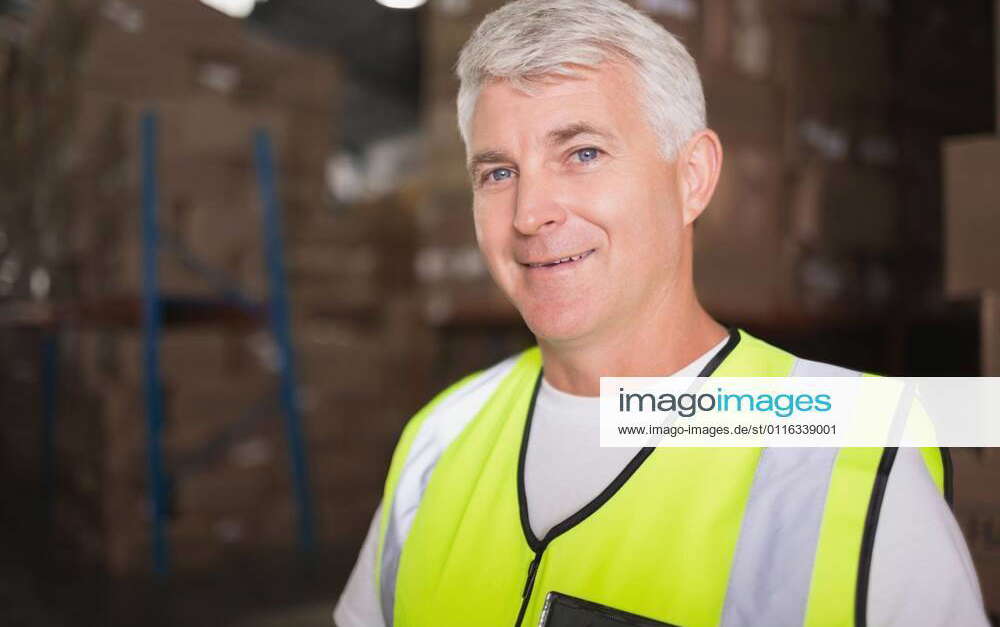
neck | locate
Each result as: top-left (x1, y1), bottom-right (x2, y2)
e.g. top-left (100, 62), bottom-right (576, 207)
top-left (537, 283), bottom-right (727, 397)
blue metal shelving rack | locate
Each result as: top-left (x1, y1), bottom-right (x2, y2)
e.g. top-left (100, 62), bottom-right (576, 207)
top-left (139, 110), bottom-right (316, 575)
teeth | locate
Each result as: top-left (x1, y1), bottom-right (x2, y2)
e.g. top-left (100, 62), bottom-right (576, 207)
top-left (530, 250), bottom-right (591, 267)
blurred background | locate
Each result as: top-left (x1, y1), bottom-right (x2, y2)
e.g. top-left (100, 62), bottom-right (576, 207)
top-left (0, 0), bottom-right (997, 624)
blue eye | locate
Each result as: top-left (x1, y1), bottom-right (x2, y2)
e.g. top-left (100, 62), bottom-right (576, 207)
top-left (488, 168), bottom-right (513, 182)
top-left (575, 147), bottom-right (600, 162)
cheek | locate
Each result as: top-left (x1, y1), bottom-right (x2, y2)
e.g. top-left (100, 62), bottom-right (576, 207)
top-left (473, 203), bottom-right (508, 264)
top-left (472, 197), bottom-right (494, 242)
top-left (472, 209), bottom-right (486, 247)
top-left (609, 188), bottom-right (680, 265)
top-left (583, 176), bottom-right (669, 239)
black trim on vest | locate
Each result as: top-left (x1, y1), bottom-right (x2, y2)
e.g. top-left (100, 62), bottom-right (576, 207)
top-left (516, 370), bottom-right (547, 552)
top-left (939, 447), bottom-right (954, 507)
top-left (512, 327), bottom-right (741, 626)
top-left (855, 446), bottom-right (899, 627)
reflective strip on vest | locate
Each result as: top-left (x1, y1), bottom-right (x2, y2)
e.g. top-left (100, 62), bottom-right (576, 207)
top-left (376, 355), bottom-right (518, 625)
top-left (720, 357), bottom-right (859, 626)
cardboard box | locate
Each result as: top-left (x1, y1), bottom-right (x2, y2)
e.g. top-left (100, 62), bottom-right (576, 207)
top-left (695, 142), bottom-right (792, 318)
top-left (951, 448), bottom-right (1000, 617)
top-left (943, 135), bottom-right (1000, 296)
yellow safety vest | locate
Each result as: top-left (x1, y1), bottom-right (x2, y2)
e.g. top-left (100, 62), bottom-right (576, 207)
top-left (374, 329), bottom-right (951, 627)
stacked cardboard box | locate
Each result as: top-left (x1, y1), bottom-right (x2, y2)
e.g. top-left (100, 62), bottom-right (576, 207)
top-left (696, 0), bottom-right (903, 319)
top-left (66, 0), bottom-right (348, 577)
top-left (952, 449), bottom-right (1000, 618)
top-left (0, 0), bottom-right (430, 588)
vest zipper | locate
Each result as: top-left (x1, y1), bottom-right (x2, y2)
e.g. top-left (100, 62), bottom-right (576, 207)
top-left (514, 550), bottom-right (544, 627)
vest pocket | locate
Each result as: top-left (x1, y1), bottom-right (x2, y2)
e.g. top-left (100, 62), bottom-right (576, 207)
top-left (538, 591), bottom-right (681, 627)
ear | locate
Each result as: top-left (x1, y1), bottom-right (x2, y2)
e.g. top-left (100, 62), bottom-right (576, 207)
top-left (677, 129), bottom-right (723, 227)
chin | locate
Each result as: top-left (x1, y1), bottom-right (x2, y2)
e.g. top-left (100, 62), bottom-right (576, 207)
top-left (518, 299), bottom-right (599, 344)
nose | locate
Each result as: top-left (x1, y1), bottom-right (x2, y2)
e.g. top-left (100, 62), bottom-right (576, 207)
top-left (512, 173), bottom-right (567, 236)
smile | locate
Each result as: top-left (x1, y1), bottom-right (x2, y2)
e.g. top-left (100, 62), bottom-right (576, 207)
top-left (523, 249), bottom-right (596, 268)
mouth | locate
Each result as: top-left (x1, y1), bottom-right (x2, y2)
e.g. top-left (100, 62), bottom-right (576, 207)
top-left (521, 248), bottom-right (596, 269)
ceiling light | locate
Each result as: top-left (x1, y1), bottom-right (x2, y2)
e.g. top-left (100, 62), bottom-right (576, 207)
top-left (375, 0), bottom-right (428, 9)
top-left (198, 0), bottom-right (262, 18)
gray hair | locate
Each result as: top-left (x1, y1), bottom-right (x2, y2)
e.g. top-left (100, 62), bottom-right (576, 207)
top-left (455, 0), bottom-right (706, 160)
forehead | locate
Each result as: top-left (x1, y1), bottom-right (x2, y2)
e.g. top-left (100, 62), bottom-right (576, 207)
top-left (469, 62), bottom-right (647, 149)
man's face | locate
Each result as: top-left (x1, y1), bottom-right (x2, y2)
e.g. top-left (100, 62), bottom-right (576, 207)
top-left (468, 61), bottom-right (687, 344)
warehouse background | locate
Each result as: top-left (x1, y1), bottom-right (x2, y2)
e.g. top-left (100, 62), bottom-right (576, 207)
top-left (0, 0), bottom-right (997, 624)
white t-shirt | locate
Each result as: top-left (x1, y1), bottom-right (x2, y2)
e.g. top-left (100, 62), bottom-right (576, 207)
top-left (522, 337), bottom-right (723, 540)
top-left (334, 342), bottom-right (989, 626)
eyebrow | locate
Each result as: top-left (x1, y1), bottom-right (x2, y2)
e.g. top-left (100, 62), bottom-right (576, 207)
top-left (546, 121), bottom-right (615, 146)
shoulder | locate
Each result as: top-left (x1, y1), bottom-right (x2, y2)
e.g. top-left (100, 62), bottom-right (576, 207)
top-left (789, 356), bottom-right (860, 377)
top-left (734, 329), bottom-right (861, 377)
top-left (376, 349), bottom-right (536, 562)
top-left (433, 351), bottom-right (527, 411)
top-left (389, 348), bottom-right (533, 472)
top-left (409, 349), bottom-right (528, 435)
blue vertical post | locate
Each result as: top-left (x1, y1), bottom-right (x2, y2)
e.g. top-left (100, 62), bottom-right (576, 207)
top-left (252, 129), bottom-right (316, 556)
top-left (140, 110), bottom-right (170, 575)
top-left (40, 332), bottom-right (58, 526)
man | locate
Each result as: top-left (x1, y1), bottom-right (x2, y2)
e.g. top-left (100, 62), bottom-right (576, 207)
top-left (335, 1), bottom-right (989, 625)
